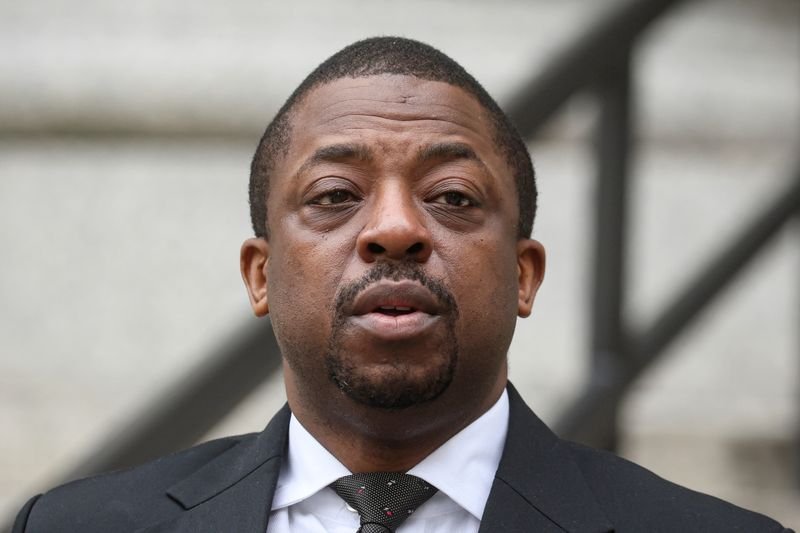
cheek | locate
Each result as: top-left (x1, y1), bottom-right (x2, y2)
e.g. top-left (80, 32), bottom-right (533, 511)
top-left (443, 231), bottom-right (518, 298)
top-left (442, 236), bottom-right (519, 341)
top-left (266, 233), bottom-right (350, 350)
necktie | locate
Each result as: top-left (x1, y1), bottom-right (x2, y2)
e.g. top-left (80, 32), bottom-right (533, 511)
top-left (331, 472), bottom-right (438, 532)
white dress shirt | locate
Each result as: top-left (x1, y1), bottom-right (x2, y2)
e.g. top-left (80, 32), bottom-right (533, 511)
top-left (266, 390), bottom-right (509, 532)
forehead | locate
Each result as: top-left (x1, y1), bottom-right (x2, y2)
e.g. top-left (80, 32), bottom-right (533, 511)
top-left (280, 75), bottom-right (508, 176)
top-left (295, 75), bottom-right (492, 137)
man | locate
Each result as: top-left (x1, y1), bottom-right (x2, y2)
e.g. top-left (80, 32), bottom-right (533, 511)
top-left (14, 37), bottom-right (792, 532)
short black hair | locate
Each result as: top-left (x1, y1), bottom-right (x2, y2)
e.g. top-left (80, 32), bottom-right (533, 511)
top-left (249, 36), bottom-right (536, 238)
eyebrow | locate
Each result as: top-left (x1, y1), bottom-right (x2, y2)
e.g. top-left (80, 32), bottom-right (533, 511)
top-left (416, 142), bottom-right (480, 164)
top-left (296, 143), bottom-right (374, 175)
top-left (416, 142), bottom-right (494, 181)
top-left (294, 141), bottom-right (489, 176)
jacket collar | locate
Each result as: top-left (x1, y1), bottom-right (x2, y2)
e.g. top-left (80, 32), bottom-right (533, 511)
top-left (135, 405), bottom-right (290, 533)
top-left (479, 383), bottom-right (614, 532)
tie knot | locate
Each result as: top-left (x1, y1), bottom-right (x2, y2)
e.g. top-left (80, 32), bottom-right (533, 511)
top-left (331, 472), bottom-right (437, 532)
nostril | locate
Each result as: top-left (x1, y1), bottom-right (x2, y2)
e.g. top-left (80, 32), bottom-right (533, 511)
top-left (367, 242), bottom-right (385, 254)
top-left (407, 242), bottom-right (423, 255)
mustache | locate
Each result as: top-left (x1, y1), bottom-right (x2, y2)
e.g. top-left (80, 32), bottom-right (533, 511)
top-left (333, 262), bottom-right (458, 318)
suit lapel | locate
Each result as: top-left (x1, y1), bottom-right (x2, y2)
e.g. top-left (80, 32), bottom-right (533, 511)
top-left (135, 405), bottom-right (291, 533)
top-left (480, 384), bottom-right (614, 533)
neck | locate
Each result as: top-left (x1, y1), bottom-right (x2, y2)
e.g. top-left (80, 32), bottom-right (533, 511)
top-left (316, 427), bottom-right (449, 473)
top-left (284, 370), bottom-right (506, 472)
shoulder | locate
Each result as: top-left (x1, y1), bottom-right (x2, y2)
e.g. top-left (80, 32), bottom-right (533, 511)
top-left (562, 439), bottom-right (791, 532)
top-left (13, 433), bottom-right (254, 533)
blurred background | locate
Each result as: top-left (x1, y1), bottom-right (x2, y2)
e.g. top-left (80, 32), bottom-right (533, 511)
top-left (1, 0), bottom-right (798, 528)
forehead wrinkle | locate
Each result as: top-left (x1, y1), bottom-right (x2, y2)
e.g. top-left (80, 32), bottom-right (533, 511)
top-left (295, 142), bottom-right (374, 176)
top-left (328, 114), bottom-right (467, 127)
top-left (314, 98), bottom-right (481, 126)
top-left (319, 114), bottom-right (484, 141)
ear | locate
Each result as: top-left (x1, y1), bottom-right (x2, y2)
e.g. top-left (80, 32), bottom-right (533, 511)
top-left (516, 238), bottom-right (545, 318)
top-left (240, 238), bottom-right (270, 317)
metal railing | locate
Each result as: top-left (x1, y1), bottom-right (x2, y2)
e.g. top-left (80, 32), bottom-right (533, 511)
top-left (6, 0), bottom-right (798, 528)
top-left (502, 0), bottom-right (800, 454)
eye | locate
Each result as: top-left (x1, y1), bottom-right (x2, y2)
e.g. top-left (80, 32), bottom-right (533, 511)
top-left (432, 191), bottom-right (475, 208)
top-left (311, 189), bottom-right (357, 205)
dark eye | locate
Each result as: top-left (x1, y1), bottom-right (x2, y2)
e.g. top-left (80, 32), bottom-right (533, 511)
top-left (313, 189), bottom-right (356, 205)
top-left (433, 191), bottom-right (474, 207)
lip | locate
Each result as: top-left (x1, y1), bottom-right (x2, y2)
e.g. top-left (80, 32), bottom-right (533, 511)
top-left (349, 311), bottom-right (441, 341)
top-left (346, 280), bottom-right (443, 341)
top-left (349, 280), bottom-right (442, 317)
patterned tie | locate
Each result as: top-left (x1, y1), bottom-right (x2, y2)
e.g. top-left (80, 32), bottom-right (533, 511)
top-left (331, 472), bottom-right (438, 532)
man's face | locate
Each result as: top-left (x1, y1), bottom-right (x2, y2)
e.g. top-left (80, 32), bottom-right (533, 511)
top-left (242, 74), bottom-right (544, 431)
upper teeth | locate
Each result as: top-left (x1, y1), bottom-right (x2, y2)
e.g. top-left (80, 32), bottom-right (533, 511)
top-left (379, 306), bottom-right (412, 311)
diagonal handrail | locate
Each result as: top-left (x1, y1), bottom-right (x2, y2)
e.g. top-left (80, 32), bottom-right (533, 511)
top-left (504, 0), bottom-right (686, 139)
top-left (65, 320), bottom-right (283, 481)
top-left (555, 166), bottom-right (800, 443)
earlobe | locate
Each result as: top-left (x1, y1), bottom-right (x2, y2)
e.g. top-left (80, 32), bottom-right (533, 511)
top-left (240, 238), bottom-right (270, 317)
top-left (516, 239), bottom-right (545, 318)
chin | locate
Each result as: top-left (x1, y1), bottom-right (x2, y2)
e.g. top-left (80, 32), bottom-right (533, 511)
top-left (326, 356), bottom-right (456, 410)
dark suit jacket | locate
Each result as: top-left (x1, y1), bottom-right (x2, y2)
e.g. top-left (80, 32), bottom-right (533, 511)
top-left (13, 385), bottom-right (793, 532)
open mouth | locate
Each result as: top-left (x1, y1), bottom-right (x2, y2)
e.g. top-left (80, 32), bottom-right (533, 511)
top-left (346, 280), bottom-right (443, 340)
top-left (349, 280), bottom-right (441, 318)
top-left (374, 305), bottom-right (417, 317)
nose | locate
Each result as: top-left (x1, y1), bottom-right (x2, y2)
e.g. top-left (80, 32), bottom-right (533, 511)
top-left (356, 185), bottom-right (433, 263)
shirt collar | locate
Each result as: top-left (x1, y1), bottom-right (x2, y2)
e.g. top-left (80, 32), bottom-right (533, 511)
top-left (407, 389), bottom-right (508, 519)
top-left (271, 414), bottom-right (351, 509)
top-left (271, 389), bottom-right (509, 521)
